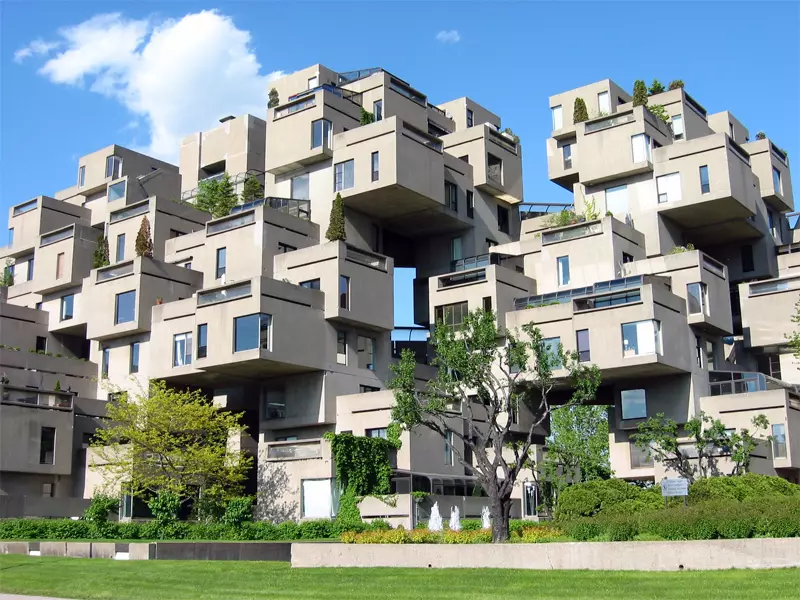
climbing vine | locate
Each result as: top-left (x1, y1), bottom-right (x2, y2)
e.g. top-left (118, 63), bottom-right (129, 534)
top-left (324, 431), bottom-right (401, 496)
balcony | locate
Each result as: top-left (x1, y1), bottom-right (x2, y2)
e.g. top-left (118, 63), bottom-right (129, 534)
top-left (742, 138), bottom-right (793, 212)
top-left (1, 385), bottom-right (74, 410)
top-left (34, 224), bottom-right (97, 295)
top-left (180, 170), bottom-right (266, 203)
top-left (739, 273), bottom-right (800, 349)
top-left (0, 345), bottom-right (97, 399)
top-left (264, 438), bottom-right (325, 460)
top-left (5, 196), bottom-right (90, 257)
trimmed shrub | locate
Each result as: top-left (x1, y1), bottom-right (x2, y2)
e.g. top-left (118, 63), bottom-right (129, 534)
top-left (276, 520), bottom-right (300, 540)
top-left (460, 519), bottom-right (482, 531)
top-left (555, 478), bottom-right (660, 520)
top-left (573, 98), bottom-right (589, 123)
top-left (299, 519), bottom-right (334, 540)
top-left (689, 473), bottom-right (800, 503)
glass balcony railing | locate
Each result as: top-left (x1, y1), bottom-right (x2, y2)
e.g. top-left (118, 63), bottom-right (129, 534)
top-left (266, 440), bottom-right (322, 460)
top-left (338, 67), bottom-right (383, 85)
top-left (515, 275), bottom-right (644, 311)
top-left (109, 200), bottom-right (150, 223)
top-left (542, 221), bottom-right (602, 245)
top-left (197, 282), bottom-right (252, 307)
top-left (1, 387), bottom-right (73, 409)
top-left (451, 253), bottom-right (500, 272)
top-left (97, 261), bottom-right (134, 282)
top-left (346, 246), bottom-right (387, 271)
top-left (584, 112), bottom-right (636, 133)
top-left (40, 226), bottom-right (75, 247)
top-left (708, 371), bottom-right (767, 396)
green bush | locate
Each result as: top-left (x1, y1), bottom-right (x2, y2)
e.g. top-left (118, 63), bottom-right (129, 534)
top-left (276, 520), bottom-right (300, 540)
top-left (689, 473), bottom-right (800, 503)
top-left (299, 519), bottom-right (334, 540)
top-left (556, 479), bottom-right (660, 520)
top-left (222, 496), bottom-right (253, 527)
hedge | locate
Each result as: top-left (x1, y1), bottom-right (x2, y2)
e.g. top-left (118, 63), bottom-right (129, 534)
top-left (341, 524), bottom-right (565, 544)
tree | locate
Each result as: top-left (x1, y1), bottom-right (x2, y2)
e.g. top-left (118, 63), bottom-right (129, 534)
top-left (632, 411), bottom-right (770, 483)
top-left (543, 404), bottom-right (610, 485)
top-left (93, 235), bottom-right (109, 269)
top-left (390, 309), bottom-right (600, 542)
top-left (268, 88), bottom-right (280, 109)
top-left (195, 173), bottom-right (238, 219)
top-left (326, 193), bottom-right (346, 241)
top-left (648, 79), bottom-right (665, 96)
top-left (502, 128), bottom-right (520, 144)
top-left (241, 175), bottom-right (264, 203)
top-left (632, 80), bottom-right (648, 107)
top-left (90, 380), bottom-right (253, 510)
top-left (135, 215), bottom-right (154, 258)
top-left (788, 299), bottom-right (800, 358)
top-left (360, 108), bottom-right (375, 125)
top-left (756, 131), bottom-right (767, 140)
top-left (648, 104), bottom-right (670, 123)
top-left (573, 98), bottom-right (589, 123)
top-left (668, 79), bottom-right (685, 90)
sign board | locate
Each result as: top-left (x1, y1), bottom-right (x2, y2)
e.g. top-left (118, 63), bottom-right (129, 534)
top-left (661, 478), bottom-right (689, 497)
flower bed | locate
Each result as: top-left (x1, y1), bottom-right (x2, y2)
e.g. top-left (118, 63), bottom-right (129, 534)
top-left (341, 524), bottom-right (565, 544)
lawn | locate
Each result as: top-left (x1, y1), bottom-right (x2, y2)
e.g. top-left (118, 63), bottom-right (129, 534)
top-left (0, 556), bottom-right (798, 600)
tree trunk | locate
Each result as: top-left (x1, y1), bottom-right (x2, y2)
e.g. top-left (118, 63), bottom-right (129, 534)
top-left (490, 493), bottom-right (512, 543)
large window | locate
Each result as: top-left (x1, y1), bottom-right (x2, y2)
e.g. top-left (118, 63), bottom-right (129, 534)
top-left (108, 181), bottom-right (126, 202)
top-left (622, 320), bottom-right (660, 357)
top-left (234, 313), bottom-right (272, 352)
top-left (197, 324), bottom-right (208, 358)
top-left (557, 256), bottom-right (570, 286)
top-left (291, 173), bottom-right (310, 200)
top-left (173, 332), bottom-right (193, 367)
top-left (445, 181), bottom-right (458, 211)
top-left (371, 151), bottom-right (379, 182)
top-left (466, 109), bottom-right (474, 128)
top-left (116, 234), bottom-right (126, 262)
top-left (772, 424), bottom-right (787, 459)
top-left (339, 275), bottom-right (350, 309)
top-left (497, 205), bottom-right (510, 234)
top-left (686, 282), bottom-right (708, 315)
top-left (105, 155), bottom-right (122, 179)
top-left (631, 133), bottom-right (652, 163)
top-left (435, 301), bottom-right (468, 330)
top-left (336, 330), bottom-right (347, 365)
top-left (466, 191), bottom-right (474, 218)
top-left (563, 143), bottom-right (572, 169)
top-left (334, 160), bottom-right (354, 191)
top-left (215, 247), bottom-right (226, 279)
top-left (621, 389), bottom-right (647, 420)
top-left (699, 165), bottom-right (710, 194)
top-left (56, 252), bottom-right (65, 279)
top-left (357, 336), bottom-right (376, 370)
top-left (366, 427), bottom-right (387, 438)
top-left (445, 431), bottom-right (454, 466)
top-left (576, 329), bottom-right (590, 362)
top-left (672, 114), bottom-right (684, 140)
top-left (605, 184), bottom-right (629, 216)
top-left (656, 172), bottom-right (682, 203)
top-left (598, 91), bottom-right (610, 114)
top-left (544, 337), bottom-right (562, 369)
top-left (373, 100), bottom-right (383, 122)
top-left (36, 336), bottom-right (47, 353)
top-left (757, 354), bottom-right (782, 380)
top-left (311, 119), bottom-right (332, 149)
top-left (39, 427), bottom-right (56, 465)
top-left (114, 291), bottom-right (136, 324)
top-left (129, 342), bottom-right (139, 374)
top-left (772, 167), bottom-right (782, 194)
top-left (551, 105), bottom-right (563, 130)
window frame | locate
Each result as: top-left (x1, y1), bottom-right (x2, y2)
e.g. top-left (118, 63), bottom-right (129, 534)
top-left (563, 143), bottom-right (572, 169)
top-left (56, 252), bottom-right (65, 279)
top-left (557, 255), bottom-right (570, 287)
top-left (621, 389), bottom-right (647, 420)
top-left (129, 341), bottom-right (140, 374)
top-left (60, 294), bottom-right (74, 321)
top-left (334, 160), bottom-right (354, 192)
top-left (497, 205), bottom-right (510, 234)
top-left (551, 105), bottom-right (563, 130)
top-left (215, 247), bottom-right (227, 279)
top-left (116, 233), bottom-right (126, 263)
top-left (466, 108), bottom-right (474, 128)
top-left (78, 165), bottom-right (86, 188)
top-left (445, 181), bottom-right (458, 212)
top-left (311, 118), bottom-right (332, 150)
top-left (357, 335), bottom-right (376, 370)
top-left (114, 290), bottom-right (136, 325)
top-left (339, 275), bottom-right (350, 310)
top-left (173, 332), bottom-right (193, 367)
top-left (686, 282), bottom-right (708, 316)
top-left (466, 190), bottom-right (474, 218)
top-left (373, 99), bottom-right (383, 122)
top-left (336, 330), bottom-right (347, 365)
top-left (371, 151), bottom-right (379, 182)
top-left (39, 426), bottom-right (56, 465)
top-left (105, 155), bottom-right (122, 179)
top-left (621, 320), bottom-right (661, 357)
top-left (233, 313), bottom-right (272, 353)
top-left (672, 114), bottom-right (684, 140)
top-left (699, 165), bottom-right (710, 194)
top-left (576, 329), bottom-right (590, 362)
top-left (101, 346), bottom-right (110, 378)
top-left (197, 323), bottom-right (208, 359)
top-left (291, 173), bottom-right (310, 200)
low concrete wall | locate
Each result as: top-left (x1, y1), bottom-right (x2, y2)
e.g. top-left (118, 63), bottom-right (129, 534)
top-left (0, 542), bottom-right (29, 555)
top-left (291, 538), bottom-right (800, 571)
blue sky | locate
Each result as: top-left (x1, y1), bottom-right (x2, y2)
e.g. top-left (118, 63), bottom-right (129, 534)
top-left (2, 1), bottom-right (798, 328)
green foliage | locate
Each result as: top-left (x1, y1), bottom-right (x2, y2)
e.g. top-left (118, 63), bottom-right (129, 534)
top-left (324, 432), bottom-right (399, 496)
top-left (583, 197), bottom-right (599, 221)
top-left (1, 259), bottom-right (13, 287)
top-left (632, 80), bottom-right (648, 107)
top-left (92, 235), bottom-right (110, 269)
top-left (83, 494), bottom-right (119, 526)
top-left (573, 98), bottom-right (589, 124)
top-left (195, 173), bottom-right (238, 218)
top-left (668, 243), bottom-right (696, 254)
top-left (756, 131), bottom-right (767, 140)
top-left (788, 299), bottom-right (800, 359)
top-left (543, 405), bottom-right (610, 493)
top-left (555, 478), bottom-right (661, 520)
top-left (267, 88), bottom-right (280, 109)
top-left (325, 193), bottom-right (346, 241)
top-left (648, 104), bottom-right (670, 123)
top-left (148, 491), bottom-right (181, 526)
top-left (689, 472), bottom-right (800, 503)
top-left (333, 487), bottom-right (362, 531)
top-left (545, 209), bottom-right (582, 228)
top-left (135, 215), bottom-right (154, 258)
top-left (648, 79), bottom-right (665, 96)
top-left (240, 175), bottom-right (264, 203)
top-left (668, 79), bottom-right (685, 90)
top-left (221, 496), bottom-right (253, 527)
top-left (360, 108), bottom-right (375, 125)
top-left (54, 380), bottom-right (61, 392)
top-left (502, 128), bottom-right (520, 143)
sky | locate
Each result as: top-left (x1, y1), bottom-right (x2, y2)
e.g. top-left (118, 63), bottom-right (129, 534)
top-left (1, 1), bottom-right (798, 329)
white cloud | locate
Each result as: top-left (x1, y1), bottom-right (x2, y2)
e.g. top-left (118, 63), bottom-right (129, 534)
top-left (20, 10), bottom-right (282, 161)
top-left (435, 30), bottom-right (461, 44)
top-left (14, 38), bottom-right (60, 62)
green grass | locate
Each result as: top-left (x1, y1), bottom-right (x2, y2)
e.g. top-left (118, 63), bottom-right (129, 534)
top-left (0, 555), bottom-right (797, 600)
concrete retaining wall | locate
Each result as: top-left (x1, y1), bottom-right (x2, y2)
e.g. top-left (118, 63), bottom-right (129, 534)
top-left (290, 538), bottom-right (800, 571)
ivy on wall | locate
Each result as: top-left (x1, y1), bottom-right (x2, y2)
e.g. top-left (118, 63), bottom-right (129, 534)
top-left (324, 431), bottom-right (401, 496)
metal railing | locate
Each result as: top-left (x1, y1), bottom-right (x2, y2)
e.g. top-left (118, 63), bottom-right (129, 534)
top-left (519, 202), bottom-right (574, 221)
top-left (438, 268), bottom-right (487, 288)
top-left (515, 275), bottom-right (644, 311)
top-left (451, 253), bottom-right (499, 272)
top-left (708, 371), bottom-right (767, 396)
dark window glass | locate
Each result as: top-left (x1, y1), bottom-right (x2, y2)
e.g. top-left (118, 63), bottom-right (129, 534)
top-left (576, 329), bottom-right (590, 362)
top-left (699, 165), bottom-right (710, 194)
top-left (35, 336), bottom-right (47, 353)
top-left (466, 191), bottom-right (474, 218)
top-left (130, 342), bottom-right (139, 373)
top-left (445, 182), bottom-right (458, 211)
top-left (234, 314), bottom-right (272, 352)
top-left (101, 347), bottom-right (110, 377)
top-left (339, 275), bottom-right (349, 309)
top-left (115, 291), bottom-right (136, 324)
top-left (741, 245), bottom-right (754, 273)
top-left (197, 324), bottom-right (208, 358)
top-left (216, 247), bottom-right (227, 279)
top-left (300, 279), bottom-right (321, 290)
top-left (40, 427), bottom-right (56, 464)
top-left (482, 296), bottom-right (492, 312)
top-left (497, 205), bottom-right (510, 234)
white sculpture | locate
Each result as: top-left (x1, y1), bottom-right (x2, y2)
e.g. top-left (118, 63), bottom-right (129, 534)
top-left (449, 506), bottom-right (461, 531)
top-left (481, 506), bottom-right (491, 529)
top-left (428, 501), bottom-right (443, 531)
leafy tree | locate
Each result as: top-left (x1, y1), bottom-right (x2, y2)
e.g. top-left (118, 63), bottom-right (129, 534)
top-left (135, 215), bottom-right (154, 258)
top-left (632, 411), bottom-right (770, 483)
top-left (544, 404), bottom-right (610, 484)
top-left (390, 309), bottom-right (600, 542)
top-left (573, 98), bottom-right (589, 123)
top-left (648, 79), bottom-right (665, 96)
top-left (196, 173), bottom-right (238, 219)
top-left (1, 258), bottom-right (14, 287)
top-left (788, 299), bottom-right (800, 358)
top-left (93, 235), bottom-right (110, 269)
top-left (756, 131), bottom-right (767, 140)
top-left (668, 79), bottom-right (685, 90)
top-left (90, 380), bottom-right (253, 511)
top-left (648, 104), bottom-right (670, 123)
top-left (241, 175), bottom-right (264, 203)
top-left (360, 108), bottom-right (375, 125)
top-left (632, 80), bottom-right (648, 107)
top-left (267, 88), bottom-right (280, 109)
top-left (502, 128), bottom-right (520, 143)
top-left (326, 193), bottom-right (346, 241)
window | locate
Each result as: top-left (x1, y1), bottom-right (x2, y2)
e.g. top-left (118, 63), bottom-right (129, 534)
top-left (598, 91), bottom-right (610, 114)
top-left (622, 252), bottom-right (634, 264)
top-left (371, 151), bottom-right (379, 182)
top-left (435, 301), bottom-right (468, 330)
top-left (300, 279), bottom-right (321, 290)
top-left (699, 165), bottom-right (710, 194)
top-left (497, 205), bottom-right (510, 234)
top-left (336, 330), bottom-right (347, 364)
top-left (445, 181), bottom-right (458, 211)
top-left (308, 75), bottom-right (318, 89)
top-left (466, 191), bottom-right (474, 218)
top-left (466, 109), bottom-right (474, 128)
top-left (621, 389), bottom-right (647, 420)
top-left (311, 119), bottom-right (332, 149)
top-left (334, 160), bottom-right (354, 191)
top-left (551, 105), bottom-right (563, 130)
top-left (605, 184), bottom-right (629, 216)
top-left (705, 340), bottom-right (717, 370)
top-left (105, 155), bottom-right (122, 179)
top-left (39, 427), bottom-right (56, 465)
top-left (672, 114), bottom-right (684, 140)
top-left (366, 427), bottom-right (387, 438)
top-left (482, 296), bottom-right (492, 312)
top-left (173, 332), bottom-right (193, 367)
top-left (768, 210), bottom-right (780, 240)
top-left (43, 482), bottom-right (54, 497)
top-left (445, 431), bottom-right (454, 465)
top-left (8, 228), bottom-right (13, 247)
top-left (757, 354), bottom-right (782, 380)
top-left (108, 181), bottom-right (126, 202)
top-left (291, 173), bottom-right (310, 200)
top-left (686, 282), bottom-right (708, 315)
top-left (101, 346), bottom-right (110, 377)
top-left (339, 275), bottom-right (350, 309)
top-left (358, 336), bottom-right (375, 370)
top-left (450, 236), bottom-right (463, 261)
top-left (26, 258), bottom-right (34, 281)
top-left (772, 424), bottom-right (787, 459)
top-left (78, 166), bottom-right (86, 188)
top-left (197, 324), bottom-right (208, 359)
top-left (656, 172), bottom-right (682, 203)
top-left (557, 256), bottom-right (570, 286)
top-left (60, 294), bottom-right (74, 321)
top-left (544, 337), bottom-right (562, 369)
top-left (114, 291), bottom-right (136, 324)
top-left (563, 144), bottom-right (572, 169)
top-left (56, 252), bottom-right (65, 279)
top-left (169, 229), bottom-right (184, 239)
top-left (728, 122), bottom-right (734, 138)
top-left (695, 335), bottom-right (703, 368)
top-left (772, 167), bottom-right (782, 194)
top-left (576, 329), bottom-right (590, 362)
top-left (741, 245), bottom-right (754, 273)
top-left (373, 100), bottom-right (383, 122)
top-left (233, 313), bottom-right (272, 352)
top-left (129, 342), bottom-right (140, 373)
top-left (215, 247), bottom-right (226, 279)
top-left (631, 133), bottom-right (651, 163)
top-left (116, 234), bottom-right (126, 262)
top-left (301, 479), bottom-right (333, 518)
top-left (35, 301), bottom-right (42, 311)
top-left (263, 390), bottom-right (285, 419)
top-left (622, 320), bottom-right (661, 357)
top-left (278, 242), bottom-right (297, 254)
top-left (35, 336), bottom-right (47, 353)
